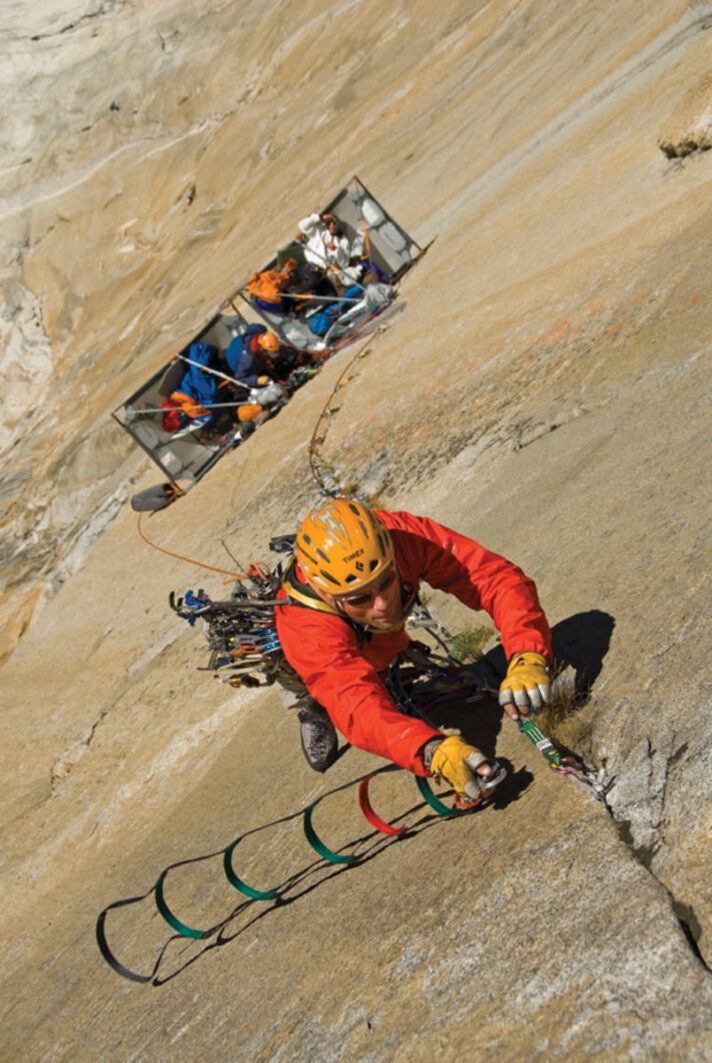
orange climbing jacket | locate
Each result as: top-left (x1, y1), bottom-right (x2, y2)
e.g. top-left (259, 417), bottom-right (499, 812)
top-left (275, 510), bottom-right (552, 776)
top-left (168, 390), bottom-right (211, 422)
top-left (247, 258), bottom-right (299, 308)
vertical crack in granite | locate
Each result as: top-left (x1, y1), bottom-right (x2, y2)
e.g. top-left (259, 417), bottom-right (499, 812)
top-left (601, 735), bottom-right (711, 973)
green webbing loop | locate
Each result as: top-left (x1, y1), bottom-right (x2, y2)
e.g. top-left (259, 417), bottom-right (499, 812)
top-left (223, 840), bottom-right (278, 900)
top-left (414, 775), bottom-right (457, 817)
top-left (154, 869), bottom-right (211, 939)
top-left (303, 802), bottom-right (357, 864)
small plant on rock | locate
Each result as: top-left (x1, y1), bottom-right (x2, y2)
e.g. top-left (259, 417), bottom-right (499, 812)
top-left (448, 626), bottom-right (494, 663)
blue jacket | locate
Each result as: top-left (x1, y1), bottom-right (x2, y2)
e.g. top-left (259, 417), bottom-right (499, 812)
top-left (225, 325), bottom-right (268, 386)
top-left (179, 342), bottom-right (218, 405)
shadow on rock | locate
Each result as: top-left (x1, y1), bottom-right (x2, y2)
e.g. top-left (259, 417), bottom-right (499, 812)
top-left (488, 763), bottom-right (535, 811)
top-left (471, 608), bottom-right (615, 711)
top-left (150, 804), bottom-right (457, 985)
top-left (423, 691), bottom-right (504, 760)
top-left (550, 609), bottom-right (616, 702)
top-left (97, 613), bottom-right (614, 987)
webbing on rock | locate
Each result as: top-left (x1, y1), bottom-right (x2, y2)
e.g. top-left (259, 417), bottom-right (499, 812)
top-left (414, 775), bottom-right (459, 818)
top-left (97, 667), bottom-right (609, 983)
top-left (223, 840), bottom-right (278, 900)
top-left (302, 802), bottom-right (358, 864)
top-left (154, 869), bottom-right (212, 939)
top-left (358, 775), bottom-right (408, 836)
top-left (96, 766), bottom-right (469, 980)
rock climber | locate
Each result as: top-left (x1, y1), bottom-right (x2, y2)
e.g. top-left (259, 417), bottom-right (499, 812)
top-left (274, 498), bottom-right (552, 805)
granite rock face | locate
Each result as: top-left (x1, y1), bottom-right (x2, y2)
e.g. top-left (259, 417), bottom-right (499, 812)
top-left (1, 0), bottom-right (711, 1059)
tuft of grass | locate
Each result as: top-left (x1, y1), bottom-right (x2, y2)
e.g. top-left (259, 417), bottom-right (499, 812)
top-left (448, 626), bottom-right (494, 663)
top-left (537, 674), bottom-right (590, 749)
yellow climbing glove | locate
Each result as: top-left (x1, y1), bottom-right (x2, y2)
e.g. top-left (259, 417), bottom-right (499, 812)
top-left (256, 375), bottom-right (270, 386)
top-left (425, 735), bottom-right (501, 805)
top-left (499, 651), bottom-right (550, 716)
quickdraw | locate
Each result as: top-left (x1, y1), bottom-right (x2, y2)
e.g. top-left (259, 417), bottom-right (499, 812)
top-left (517, 717), bottom-right (611, 799)
top-left (169, 555), bottom-right (474, 693)
top-left (170, 568), bottom-right (610, 803)
top-left (172, 573), bottom-right (611, 802)
top-left (97, 646), bottom-right (610, 981)
top-left (107, 558), bottom-right (611, 989)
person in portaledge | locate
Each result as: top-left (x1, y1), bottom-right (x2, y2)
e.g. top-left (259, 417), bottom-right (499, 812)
top-left (224, 325), bottom-right (281, 388)
top-left (297, 212), bottom-right (366, 294)
top-left (274, 498), bottom-right (552, 805)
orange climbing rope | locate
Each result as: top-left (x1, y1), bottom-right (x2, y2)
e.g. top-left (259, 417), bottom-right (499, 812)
top-left (136, 510), bottom-right (246, 580)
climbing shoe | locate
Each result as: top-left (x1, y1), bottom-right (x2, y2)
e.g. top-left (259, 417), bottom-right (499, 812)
top-left (298, 708), bottom-right (338, 773)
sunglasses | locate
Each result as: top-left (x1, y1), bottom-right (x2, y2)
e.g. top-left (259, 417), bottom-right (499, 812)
top-left (337, 564), bottom-right (398, 607)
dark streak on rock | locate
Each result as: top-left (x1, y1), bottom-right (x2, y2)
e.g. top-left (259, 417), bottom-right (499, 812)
top-left (672, 901), bottom-right (709, 970)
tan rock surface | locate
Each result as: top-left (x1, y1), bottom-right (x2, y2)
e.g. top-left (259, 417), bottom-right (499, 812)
top-left (1, 1), bottom-right (711, 1059)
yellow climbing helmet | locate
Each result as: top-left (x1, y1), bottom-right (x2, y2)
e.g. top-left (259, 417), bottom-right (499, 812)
top-left (295, 498), bottom-right (394, 595)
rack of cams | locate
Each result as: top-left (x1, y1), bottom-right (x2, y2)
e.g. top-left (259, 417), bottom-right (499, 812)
top-left (167, 551), bottom-right (457, 691)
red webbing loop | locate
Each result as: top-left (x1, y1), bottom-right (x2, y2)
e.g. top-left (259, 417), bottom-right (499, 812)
top-left (358, 776), bottom-right (407, 836)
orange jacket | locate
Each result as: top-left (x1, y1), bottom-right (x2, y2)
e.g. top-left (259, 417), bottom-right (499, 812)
top-left (247, 259), bottom-right (298, 306)
top-left (168, 390), bottom-right (211, 421)
top-left (275, 510), bottom-right (551, 774)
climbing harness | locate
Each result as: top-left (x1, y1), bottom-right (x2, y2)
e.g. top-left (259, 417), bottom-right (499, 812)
top-left (381, 641), bottom-right (610, 802)
top-left (168, 540), bottom-right (462, 691)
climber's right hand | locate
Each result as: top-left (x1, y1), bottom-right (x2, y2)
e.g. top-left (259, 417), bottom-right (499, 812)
top-left (423, 735), bottom-right (503, 806)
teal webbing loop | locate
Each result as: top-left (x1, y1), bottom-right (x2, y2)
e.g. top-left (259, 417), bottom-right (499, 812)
top-left (414, 775), bottom-right (457, 817)
top-left (303, 802), bottom-right (357, 864)
top-left (154, 869), bottom-right (212, 939)
top-left (223, 840), bottom-right (278, 900)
